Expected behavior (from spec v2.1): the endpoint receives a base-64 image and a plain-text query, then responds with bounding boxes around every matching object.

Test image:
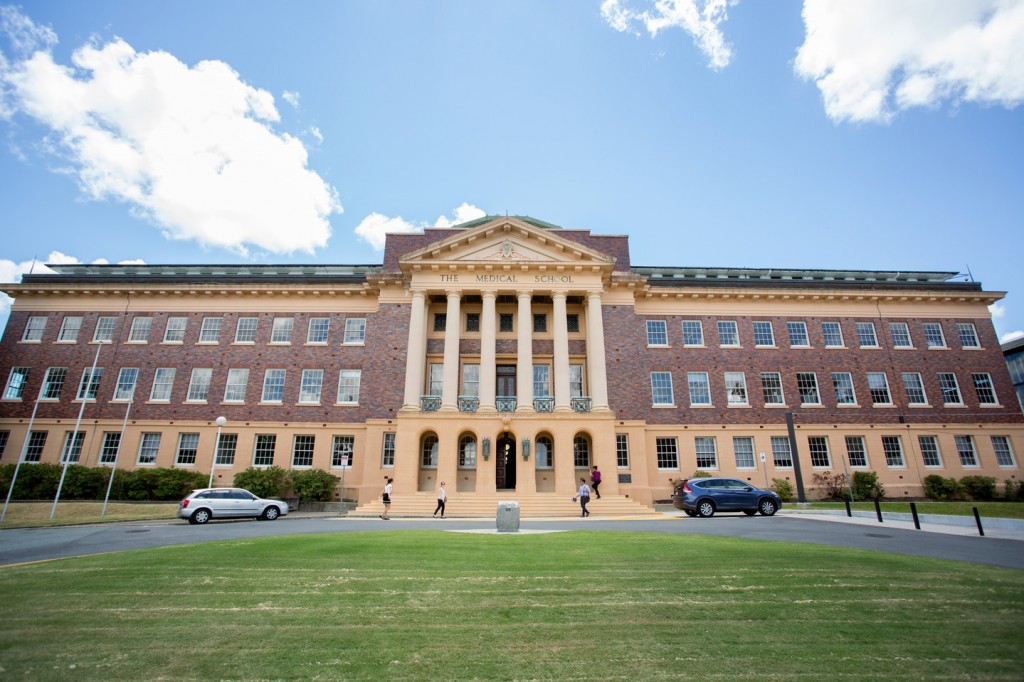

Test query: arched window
[421,434,439,468]
[459,435,477,468]
[573,434,590,468]
[536,434,554,469]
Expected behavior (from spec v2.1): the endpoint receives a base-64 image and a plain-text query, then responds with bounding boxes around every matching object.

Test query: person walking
[433,482,447,518]
[590,465,602,499]
[578,478,592,517]
[380,477,393,520]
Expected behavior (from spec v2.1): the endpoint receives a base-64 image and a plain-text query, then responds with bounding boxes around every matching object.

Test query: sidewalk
[775,507,1024,541]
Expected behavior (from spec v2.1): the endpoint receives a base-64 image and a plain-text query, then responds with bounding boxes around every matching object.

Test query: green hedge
[0,464,208,501]
[232,467,290,499]
[288,469,340,502]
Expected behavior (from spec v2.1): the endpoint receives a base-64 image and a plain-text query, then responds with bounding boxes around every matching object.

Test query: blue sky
[1,1,1022,340]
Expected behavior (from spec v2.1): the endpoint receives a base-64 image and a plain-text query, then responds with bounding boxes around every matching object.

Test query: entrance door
[496,435,517,490]
[496,365,516,399]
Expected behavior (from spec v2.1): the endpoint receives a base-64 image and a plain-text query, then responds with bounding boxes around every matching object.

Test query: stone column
[552,291,571,412]
[516,291,534,411]
[402,289,428,409]
[440,291,461,411]
[586,291,610,411]
[480,291,497,412]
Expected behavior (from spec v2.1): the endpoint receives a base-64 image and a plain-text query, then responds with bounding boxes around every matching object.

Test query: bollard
[910,502,921,530]
[874,496,883,523]
[844,498,852,517]
[973,507,985,537]
[496,501,520,533]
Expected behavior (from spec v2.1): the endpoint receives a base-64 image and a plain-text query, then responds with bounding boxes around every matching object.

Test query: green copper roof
[452,215,564,231]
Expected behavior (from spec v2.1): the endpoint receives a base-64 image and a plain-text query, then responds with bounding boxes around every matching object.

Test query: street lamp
[207,416,227,488]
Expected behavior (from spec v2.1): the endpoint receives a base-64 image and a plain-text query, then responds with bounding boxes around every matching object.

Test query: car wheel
[191,508,211,524]
[696,500,715,518]
[742,509,756,516]
[684,510,696,517]
[759,498,778,516]
[262,506,280,521]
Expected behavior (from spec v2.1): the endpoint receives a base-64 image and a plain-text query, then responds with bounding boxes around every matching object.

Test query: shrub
[289,469,339,502]
[691,470,713,479]
[960,475,997,501]
[234,466,290,499]
[771,478,795,502]
[924,474,962,501]
[811,471,849,500]
[1006,479,1024,501]
[0,463,63,499]
[852,471,884,500]
[62,465,111,500]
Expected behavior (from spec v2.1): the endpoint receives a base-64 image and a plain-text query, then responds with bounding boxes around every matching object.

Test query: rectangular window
[923,323,946,348]
[725,372,748,406]
[332,435,354,468]
[186,368,213,402]
[199,317,222,343]
[150,368,176,401]
[77,367,104,400]
[462,364,480,398]
[902,372,927,405]
[271,317,294,343]
[3,367,30,399]
[25,431,47,462]
[114,367,139,401]
[797,372,820,405]
[807,436,831,467]
[137,433,161,465]
[832,372,857,405]
[299,369,324,404]
[753,321,775,347]
[954,435,978,467]
[307,318,330,344]
[972,373,997,405]
[957,323,980,348]
[235,317,258,343]
[718,320,739,346]
[253,434,276,467]
[569,365,584,398]
[682,320,704,346]
[337,370,362,404]
[58,316,83,342]
[465,312,480,332]
[344,318,366,344]
[129,316,151,342]
[0,431,7,457]
[889,322,912,348]
[822,321,844,347]
[867,372,892,405]
[100,432,121,465]
[22,316,47,341]
[533,365,551,398]
[292,435,315,467]
[61,430,85,464]
[695,437,718,469]
[427,364,443,397]
[224,368,249,403]
[616,433,629,468]
[655,437,679,469]
[42,367,67,400]
[261,369,286,403]
[856,322,878,347]
[499,313,513,333]
[646,320,668,346]
[918,436,942,467]
[938,372,962,405]
[992,436,1016,467]
[176,433,200,465]
[688,371,711,406]
[93,316,118,342]
[651,371,674,406]
[760,372,785,406]
[882,436,905,467]
[845,436,867,467]
[433,313,447,332]
[533,313,547,333]
[163,317,187,342]
[566,314,580,333]
[215,433,237,466]
[733,437,755,469]
[381,432,396,468]
[787,321,809,347]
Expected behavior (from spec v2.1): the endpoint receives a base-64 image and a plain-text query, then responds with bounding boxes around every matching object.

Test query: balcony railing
[571,396,592,413]
[458,396,480,413]
[420,396,441,412]
[533,397,555,412]
[496,396,517,412]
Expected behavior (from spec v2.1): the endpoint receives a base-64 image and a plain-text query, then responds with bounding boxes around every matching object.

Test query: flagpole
[101,391,134,516]
[1,389,44,524]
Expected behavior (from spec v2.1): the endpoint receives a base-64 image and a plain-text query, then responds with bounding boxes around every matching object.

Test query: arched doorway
[496,434,516,490]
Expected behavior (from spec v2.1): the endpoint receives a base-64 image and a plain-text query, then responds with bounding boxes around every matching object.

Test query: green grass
[803,500,1024,519]
[0,501,179,528]
[1,532,1021,681]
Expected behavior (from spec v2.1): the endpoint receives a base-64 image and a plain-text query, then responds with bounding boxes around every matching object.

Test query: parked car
[178,487,289,524]
[672,477,780,517]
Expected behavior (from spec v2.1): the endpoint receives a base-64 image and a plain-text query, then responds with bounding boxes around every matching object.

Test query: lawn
[0,501,179,528]
[803,500,1024,519]
[0,531,1021,681]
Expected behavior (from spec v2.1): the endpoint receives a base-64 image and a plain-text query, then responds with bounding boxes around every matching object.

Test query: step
[354,494,654,518]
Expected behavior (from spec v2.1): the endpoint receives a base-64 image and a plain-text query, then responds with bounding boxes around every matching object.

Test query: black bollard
[910,502,920,530]
[973,507,985,537]
[844,498,852,517]
[874,496,883,523]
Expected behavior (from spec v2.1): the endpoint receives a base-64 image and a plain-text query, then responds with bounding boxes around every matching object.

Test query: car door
[720,479,755,510]
[206,490,234,517]
[230,489,261,517]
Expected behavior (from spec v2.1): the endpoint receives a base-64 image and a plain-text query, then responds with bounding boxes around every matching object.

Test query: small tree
[924,474,962,501]
[771,478,795,502]
[811,471,848,500]
[852,471,884,500]
[960,475,997,501]
[691,470,713,479]
[289,470,339,503]
[233,466,290,499]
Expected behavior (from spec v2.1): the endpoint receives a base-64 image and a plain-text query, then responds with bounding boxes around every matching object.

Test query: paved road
[2,513,1023,570]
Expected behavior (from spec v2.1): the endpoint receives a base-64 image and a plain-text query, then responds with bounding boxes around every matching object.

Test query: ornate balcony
[496,396,517,413]
[420,396,441,412]
[533,397,555,413]
[571,396,592,413]
[458,396,480,413]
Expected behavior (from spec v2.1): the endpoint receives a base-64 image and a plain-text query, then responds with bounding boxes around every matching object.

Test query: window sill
[258,401,283,406]
[160,341,184,345]
[979,404,1002,408]
[727,403,751,408]
[334,402,359,407]
[232,341,256,345]
[764,404,788,408]
[18,340,42,344]
[342,342,366,347]
[837,403,860,408]
[943,403,966,408]
[652,404,677,409]
[907,403,931,408]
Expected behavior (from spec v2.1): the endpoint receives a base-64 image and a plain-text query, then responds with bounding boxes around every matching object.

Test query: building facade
[1002,336,1024,414]
[1,216,1021,511]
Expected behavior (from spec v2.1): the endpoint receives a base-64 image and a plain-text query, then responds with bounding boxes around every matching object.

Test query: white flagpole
[101,390,134,516]
[1,388,45,524]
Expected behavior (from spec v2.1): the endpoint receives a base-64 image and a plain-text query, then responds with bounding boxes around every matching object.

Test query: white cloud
[0,8,341,255]
[990,302,1007,319]
[600,0,734,69]
[282,90,300,109]
[309,126,323,143]
[0,5,57,57]
[434,202,486,228]
[1001,330,1024,343]
[354,203,487,251]
[795,0,1024,123]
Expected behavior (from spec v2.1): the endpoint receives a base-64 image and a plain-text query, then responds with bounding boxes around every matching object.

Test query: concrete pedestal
[496,500,520,532]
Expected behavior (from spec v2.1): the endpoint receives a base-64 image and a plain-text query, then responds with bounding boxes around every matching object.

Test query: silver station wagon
[178,487,289,524]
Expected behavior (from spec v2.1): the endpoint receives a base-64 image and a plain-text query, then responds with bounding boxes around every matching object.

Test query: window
[186,369,213,402]
[902,372,927,405]
[22,316,46,341]
[253,434,276,467]
[176,433,200,465]
[687,372,710,406]
[957,323,980,348]
[761,372,785,406]
[25,431,47,462]
[163,317,187,342]
[882,436,905,467]
[129,316,151,342]
[427,364,443,397]
[567,314,580,333]
[199,317,222,343]
[77,367,104,400]
[271,317,294,343]
[533,365,551,398]
[954,435,978,467]
[433,313,447,332]
[889,322,912,348]
[93,317,118,342]
[752,321,775,347]
[61,431,85,464]
[797,372,820,405]
[465,313,480,333]
[292,435,315,467]
[150,368,176,401]
[459,435,477,468]
[381,432,396,468]
[695,437,717,469]
[787,321,809,347]
[137,433,161,465]
[972,373,997,405]
[832,372,857,405]
[58,316,83,342]
[42,367,67,400]
[215,433,237,466]
[332,435,354,468]
[733,437,755,469]
[235,317,258,343]
[682,320,704,345]
[856,322,878,347]
[573,435,591,468]
[771,436,793,468]
[718,320,739,346]
[421,434,439,467]
[725,372,748,406]
[299,369,324,404]
[499,313,513,333]
[462,364,480,398]
[923,323,946,348]
[918,436,942,467]
[616,433,629,468]
[224,368,249,403]
[0,431,7,458]
[866,372,892,405]
[536,435,554,468]
[655,437,679,469]
[262,369,286,403]
[533,313,547,333]
[114,368,139,401]
[822,321,844,347]
[938,373,962,405]
[100,432,121,465]
[646,320,668,346]
[344,318,366,344]
[845,436,867,467]
[807,437,831,467]
[3,367,30,399]
[992,436,1016,467]
[337,370,362,404]
[569,365,584,398]
[651,371,674,406]
[307,318,330,344]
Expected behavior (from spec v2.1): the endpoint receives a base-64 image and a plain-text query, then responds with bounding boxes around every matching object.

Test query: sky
[0,0,1022,341]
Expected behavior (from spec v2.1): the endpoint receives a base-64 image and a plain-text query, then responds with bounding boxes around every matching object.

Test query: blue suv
[673,477,781,518]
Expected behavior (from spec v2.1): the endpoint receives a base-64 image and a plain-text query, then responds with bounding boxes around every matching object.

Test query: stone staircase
[353,492,655,518]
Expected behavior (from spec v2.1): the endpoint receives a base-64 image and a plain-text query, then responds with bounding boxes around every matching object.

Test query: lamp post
[208,416,227,489]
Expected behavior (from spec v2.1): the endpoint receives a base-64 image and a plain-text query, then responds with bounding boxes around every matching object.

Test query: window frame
[185,368,213,403]
[923,323,947,349]
[822,321,844,348]
[162,317,187,343]
[694,436,718,469]
[223,368,249,403]
[292,434,316,468]
[787,321,809,347]
[337,369,362,405]
[938,372,963,405]
[752,321,775,347]
[807,436,831,467]
[650,371,675,406]
[882,435,906,468]
[307,318,330,345]
[956,323,980,349]
[889,322,912,348]
[733,436,756,469]
[261,369,287,403]
[760,372,785,406]
[3,367,30,400]
[150,368,176,402]
[682,320,704,346]
[270,317,294,344]
[298,369,324,404]
[797,372,820,405]
[901,372,928,405]
[655,436,679,470]
[646,320,668,347]
[831,371,857,406]
[845,435,868,468]
[717,320,739,347]
[128,316,151,343]
[866,372,892,406]
[855,322,879,348]
[332,435,355,469]
[918,435,942,468]
[724,371,748,406]
[58,316,83,342]
[343,318,367,345]
[971,372,998,405]
[234,317,258,343]
[198,317,222,344]
[22,316,47,342]
[93,316,118,343]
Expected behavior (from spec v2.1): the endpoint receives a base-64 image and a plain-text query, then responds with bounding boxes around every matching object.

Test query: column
[552,291,571,412]
[440,291,462,411]
[480,291,497,411]
[516,291,534,411]
[402,289,428,409]
[586,291,610,411]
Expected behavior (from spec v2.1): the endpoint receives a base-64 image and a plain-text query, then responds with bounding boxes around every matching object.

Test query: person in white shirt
[433,482,447,518]
[577,478,591,517]
[380,477,393,520]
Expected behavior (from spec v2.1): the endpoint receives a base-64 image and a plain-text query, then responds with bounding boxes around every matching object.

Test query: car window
[230,490,253,500]
[195,491,212,499]
[211,490,231,500]
[726,480,749,490]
